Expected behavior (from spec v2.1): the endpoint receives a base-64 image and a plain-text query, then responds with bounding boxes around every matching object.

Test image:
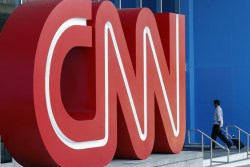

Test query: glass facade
[0,0,180,32]
[0,0,28,31]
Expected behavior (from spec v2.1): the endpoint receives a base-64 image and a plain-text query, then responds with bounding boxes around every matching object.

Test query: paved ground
[184,144,249,159]
[1,144,249,166]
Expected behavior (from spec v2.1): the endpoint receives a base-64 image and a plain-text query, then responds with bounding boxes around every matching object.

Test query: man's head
[214,99,220,108]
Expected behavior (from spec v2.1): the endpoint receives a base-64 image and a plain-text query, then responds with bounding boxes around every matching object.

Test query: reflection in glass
[0,0,29,31]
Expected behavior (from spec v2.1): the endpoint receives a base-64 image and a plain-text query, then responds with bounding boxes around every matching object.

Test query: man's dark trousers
[211,124,232,148]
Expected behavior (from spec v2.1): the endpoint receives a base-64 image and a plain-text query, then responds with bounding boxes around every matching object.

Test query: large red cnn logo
[0,0,185,166]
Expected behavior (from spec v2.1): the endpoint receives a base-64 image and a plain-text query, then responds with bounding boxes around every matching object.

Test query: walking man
[211,99,232,149]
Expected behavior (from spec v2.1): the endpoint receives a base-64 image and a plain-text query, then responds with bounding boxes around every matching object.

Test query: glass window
[163,0,180,13]
[0,0,28,31]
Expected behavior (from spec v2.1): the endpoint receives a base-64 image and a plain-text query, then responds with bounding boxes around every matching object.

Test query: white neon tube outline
[142,15,180,137]
[106,15,180,138]
[45,18,109,149]
[45,15,180,150]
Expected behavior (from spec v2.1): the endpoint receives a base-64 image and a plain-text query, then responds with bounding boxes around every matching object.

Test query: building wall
[180,0,195,143]
[192,0,250,143]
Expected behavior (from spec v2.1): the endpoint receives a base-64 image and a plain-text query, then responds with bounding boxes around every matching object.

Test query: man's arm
[217,109,223,131]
